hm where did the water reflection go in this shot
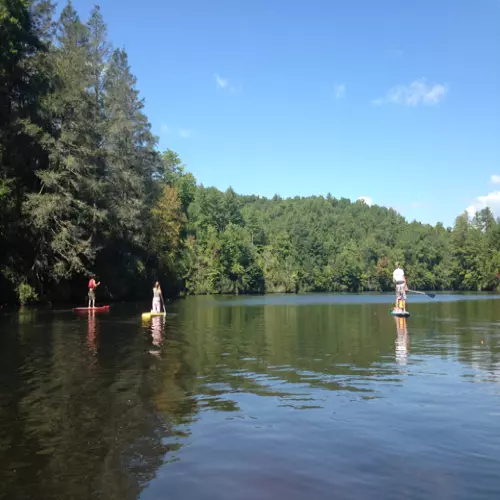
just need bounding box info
[0,310,188,500]
[2,297,500,499]
[394,316,409,365]
[149,316,164,357]
[87,310,97,356]
[177,301,405,406]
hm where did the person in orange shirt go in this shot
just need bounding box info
[88,275,100,308]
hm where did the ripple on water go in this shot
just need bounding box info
[3,297,500,500]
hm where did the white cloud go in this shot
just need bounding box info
[215,74,228,89]
[215,73,241,93]
[466,205,476,217]
[466,191,500,217]
[357,196,373,207]
[373,78,448,107]
[334,83,346,99]
[491,174,500,184]
[179,128,193,139]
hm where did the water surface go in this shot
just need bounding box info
[1,294,500,499]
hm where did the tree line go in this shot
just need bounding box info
[1,0,499,305]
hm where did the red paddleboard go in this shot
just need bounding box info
[73,305,110,313]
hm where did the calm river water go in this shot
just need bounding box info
[1,293,500,500]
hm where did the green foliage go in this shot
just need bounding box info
[24,1,103,282]
[16,281,39,305]
[151,185,185,273]
[181,192,500,295]
[159,150,196,213]
[0,0,499,304]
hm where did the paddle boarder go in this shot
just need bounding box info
[88,275,100,308]
[152,281,162,313]
[392,262,408,313]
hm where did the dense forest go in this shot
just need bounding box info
[2,0,500,305]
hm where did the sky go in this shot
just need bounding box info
[67,0,499,227]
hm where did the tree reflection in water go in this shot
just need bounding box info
[2,297,500,500]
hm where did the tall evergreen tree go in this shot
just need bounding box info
[102,47,157,244]
[24,1,105,287]
[93,47,160,298]
[0,0,54,300]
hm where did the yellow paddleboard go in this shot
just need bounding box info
[142,311,166,320]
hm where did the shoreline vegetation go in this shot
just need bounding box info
[2,289,499,314]
[2,1,500,307]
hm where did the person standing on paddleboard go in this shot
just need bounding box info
[393,262,408,313]
[152,282,162,313]
[88,275,100,308]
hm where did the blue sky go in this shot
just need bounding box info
[67,0,499,227]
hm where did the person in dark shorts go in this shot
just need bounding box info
[88,275,100,308]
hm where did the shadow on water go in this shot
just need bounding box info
[1,295,500,499]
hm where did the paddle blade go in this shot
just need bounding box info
[427,293,436,299]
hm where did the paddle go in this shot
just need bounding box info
[407,289,436,299]
[160,292,166,313]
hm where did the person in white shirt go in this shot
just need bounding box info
[392,262,408,312]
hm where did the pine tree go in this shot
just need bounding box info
[102,47,158,243]
[0,0,54,299]
[24,1,105,283]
